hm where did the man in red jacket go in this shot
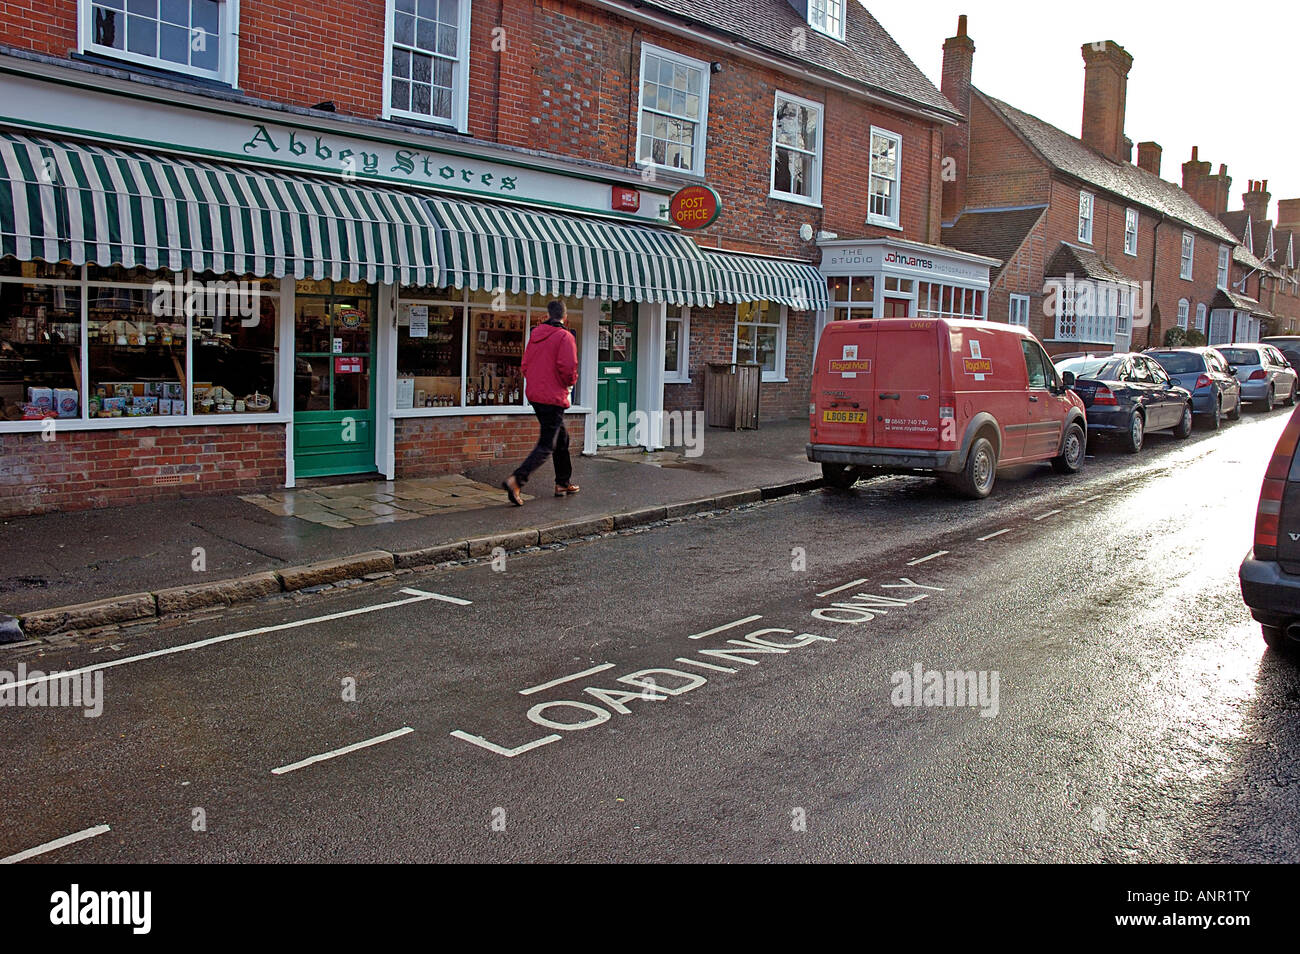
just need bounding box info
[503,300,580,505]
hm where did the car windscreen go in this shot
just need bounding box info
[1056,356,1121,379]
[1219,348,1261,366]
[1148,352,1204,375]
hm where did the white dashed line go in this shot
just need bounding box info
[272,727,414,776]
[689,615,763,640]
[978,528,1013,541]
[519,664,614,695]
[817,578,869,597]
[906,551,949,566]
[1033,510,1063,522]
[1,825,111,864]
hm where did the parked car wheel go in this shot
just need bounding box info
[821,462,861,490]
[1260,386,1276,412]
[1051,423,1086,474]
[952,436,998,499]
[1173,403,1194,439]
[1121,411,1145,454]
[1262,624,1296,653]
[1204,399,1222,430]
[1227,395,1242,420]
[1287,382,1298,407]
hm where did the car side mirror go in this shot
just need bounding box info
[1228,367,1238,376]
[1061,371,1076,387]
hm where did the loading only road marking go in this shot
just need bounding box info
[817,578,869,597]
[272,727,414,776]
[1,824,111,864]
[2,588,471,693]
[450,578,945,759]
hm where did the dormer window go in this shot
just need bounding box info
[807,0,846,40]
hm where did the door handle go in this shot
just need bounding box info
[879,393,900,400]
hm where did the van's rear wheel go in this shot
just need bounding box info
[1051,423,1086,474]
[953,436,998,499]
[821,462,861,490]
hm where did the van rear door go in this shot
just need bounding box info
[813,323,877,448]
[875,321,942,450]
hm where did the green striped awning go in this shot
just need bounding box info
[0,132,440,284]
[703,248,830,311]
[424,197,714,307]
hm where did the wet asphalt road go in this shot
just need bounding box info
[2,406,1297,863]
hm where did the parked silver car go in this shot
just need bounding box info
[1218,344,1298,411]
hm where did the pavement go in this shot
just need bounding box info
[0,407,1290,863]
[0,419,820,626]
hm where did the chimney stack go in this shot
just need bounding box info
[1137,141,1162,176]
[1122,136,1133,163]
[1081,41,1133,163]
[941,15,976,221]
[1243,179,1272,228]
[1179,146,1231,216]
[1278,198,1300,232]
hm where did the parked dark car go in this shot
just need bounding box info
[1054,352,1193,453]
[1262,335,1300,371]
[1145,347,1242,429]
[1219,343,1298,411]
[1240,405,1300,652]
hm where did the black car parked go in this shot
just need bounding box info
[1240,405,1300,651]
[1262,336,1300,372]
[1054,352,1194,453]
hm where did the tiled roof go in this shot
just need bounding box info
[1045,242,1132,284]
[1220,210,1251,242]
[1212,288,1260,312]
[978,92,1240,245]
[631,0,959,118]
[942,206,1046,280]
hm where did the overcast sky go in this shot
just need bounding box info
[869,0,1297,226]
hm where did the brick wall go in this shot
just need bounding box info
[0,424,285,516]
[663,305,815,422]
[395,413,586,477]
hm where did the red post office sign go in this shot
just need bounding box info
[668,185,721,229]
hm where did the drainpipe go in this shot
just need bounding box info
[1149,212,1166,349]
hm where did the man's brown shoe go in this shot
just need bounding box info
[502,475,524,506]
[554,483,580,497]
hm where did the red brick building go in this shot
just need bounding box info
[0,0,977,516]
[1204,180,1300,340]
[938,17,1242,356]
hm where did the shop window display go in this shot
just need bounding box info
[0,262,82,421]
[190,273,280,415]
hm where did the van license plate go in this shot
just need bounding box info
[822,410,867,423]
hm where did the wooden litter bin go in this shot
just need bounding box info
[704,361,761,430]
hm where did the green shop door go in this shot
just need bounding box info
[293,281,377,478]
[596,301,638,446]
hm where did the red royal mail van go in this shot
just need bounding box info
[807,318,1088,498]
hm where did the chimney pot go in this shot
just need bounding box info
[958,14,967,36]
[1191,145,1199,161]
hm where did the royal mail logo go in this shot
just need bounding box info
[963,358,993,375]
[830,360,873,373]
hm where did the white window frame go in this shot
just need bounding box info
[769,91,823,207]
[1181,231,1195,280]
[635,43,711,178]
[867,127,902,229]
[807,0,846,40]
[1124,208,1138,256]
[1078,191,1094,245]
[1195,302,1207,332]
[1218,245,1231,290]
[77,0,240,84]
[1008,293,1030,327]
[664,304,691,383]
[733,302,787,383]
[382,0,473,133]
[1177,298,1190,330]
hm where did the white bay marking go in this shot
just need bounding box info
[519,663,614,695]
[5,590,469,692]
[272,727,414,775]
[817,578,868,598]
[1034,510,1063,522]
[1,824,111,864]
[978,528,1012,541]
[688,614,763,640]
[906,551,949,566]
